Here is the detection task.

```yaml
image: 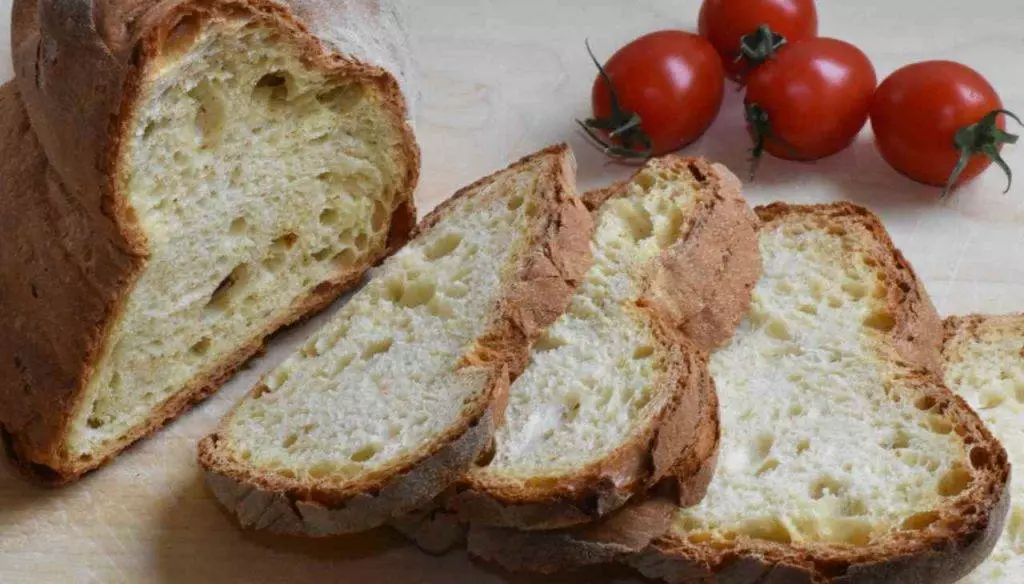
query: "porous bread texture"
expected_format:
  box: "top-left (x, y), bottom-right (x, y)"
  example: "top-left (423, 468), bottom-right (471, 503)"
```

top-left (3, 0), bottom-right (418, 481)
top-left (199, 145), bottom-right (593, 535)
top-left (635, 203), bottom-right (1009, 584)
top-left (68, 19), bottom-right (411, 461)
top-left (944, 315), bottom-right (1024, 583)
top-left (457, 156), bottom-right (759, 531)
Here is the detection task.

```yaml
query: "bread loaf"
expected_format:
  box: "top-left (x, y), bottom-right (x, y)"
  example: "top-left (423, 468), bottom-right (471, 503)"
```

top-left (1, 0), bottom-right (418, 481)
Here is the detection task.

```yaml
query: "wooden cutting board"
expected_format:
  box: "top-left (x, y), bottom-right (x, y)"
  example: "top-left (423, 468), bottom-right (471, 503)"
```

top-left (2, 1), bottom-right (1023, 582)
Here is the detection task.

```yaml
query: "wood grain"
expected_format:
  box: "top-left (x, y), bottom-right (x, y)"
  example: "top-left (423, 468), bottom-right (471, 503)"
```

top-left (2, 0), bottom-right (1023, 582)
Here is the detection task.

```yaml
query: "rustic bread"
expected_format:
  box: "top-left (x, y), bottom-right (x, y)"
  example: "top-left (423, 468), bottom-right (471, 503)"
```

top-left (630, 203), bottom-right (1010, 583)
top-left (943, 314), bottom-right (1024, 583)
top-left (198, 145), bottom-right (593, 536)
top-left (453, 157), bottom-right (760, 532)
top-left (1, 0), bottom-right (418, 482)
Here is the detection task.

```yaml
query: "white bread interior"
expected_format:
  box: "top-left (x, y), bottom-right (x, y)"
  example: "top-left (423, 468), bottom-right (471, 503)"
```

top-left (67, 20), bottom-right (410, 460)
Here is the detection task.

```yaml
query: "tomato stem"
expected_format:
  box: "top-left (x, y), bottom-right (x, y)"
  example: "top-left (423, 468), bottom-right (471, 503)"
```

top-left (735, 25), bottom-right (787, 82)
top-left (578, 40), bottom-right (653, 160)
top-left (744, 102), bottom-right (774, 180)
top-left (945, 109), bottom-right (1022, 198)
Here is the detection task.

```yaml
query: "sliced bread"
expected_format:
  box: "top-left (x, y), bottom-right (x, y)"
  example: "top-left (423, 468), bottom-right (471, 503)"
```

top-left (630, 203), bottom-right (1010, 583)
top-left (197, 145), bottom-right (593, 535)
top-left (453, 157), bottom-right (761, 531)
top-left (943, 314), bottom-right (1024, 583)
top-left (2, 0), bottom-right (418, 481)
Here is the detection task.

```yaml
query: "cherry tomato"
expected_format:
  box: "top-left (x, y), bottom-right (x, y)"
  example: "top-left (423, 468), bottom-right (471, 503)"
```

top-left (583, 31), bottom-right (725, 158)
top-left (870, 61), bottom-right (1019, 195)
top-left (699, 0), bottom-right (818, 81)
top-left (744, 38), bottom-right (876, 167)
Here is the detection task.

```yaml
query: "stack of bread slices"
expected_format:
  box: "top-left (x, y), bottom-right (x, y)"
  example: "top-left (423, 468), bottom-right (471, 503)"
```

top-left (1, 2), bottom-right (1018, 583)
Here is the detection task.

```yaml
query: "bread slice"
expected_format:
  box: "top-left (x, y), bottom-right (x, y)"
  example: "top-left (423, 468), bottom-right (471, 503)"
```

top-left (197, 144), bottom-right (593, 536)
top-left (629, 203), bottom-right (1010, 583)
top-left (466, 389), bottom-right (721, 573)
top-left (943, 314), bottom-right (1024, 583)
top-left (2, 0), bottom-right (418, 481)
top-left (452, 157), bottom-right (760, 531)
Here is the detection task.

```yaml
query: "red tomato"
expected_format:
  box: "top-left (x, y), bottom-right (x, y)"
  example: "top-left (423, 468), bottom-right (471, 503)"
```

top-left (870, 61), bottom-right (1019, 195)
top-left (699, 0), bottom-right (818, 81)
top-left (585, 31), bottom-right (725, 158)
top-left (744, 38), bottom-right (876, 165)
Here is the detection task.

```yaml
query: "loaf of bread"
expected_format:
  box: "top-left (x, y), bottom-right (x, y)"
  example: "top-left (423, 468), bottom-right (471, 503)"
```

top-left (0, 0), bottom-right (418, 481)
top-left (198, 144), bottom-right (593, 535)
top-left (454, 157), bottom-right (760, 531)
top-left (944, 314), bottom-right (1024, 583)
top-left (632, 203), bottom-right (1010, 583)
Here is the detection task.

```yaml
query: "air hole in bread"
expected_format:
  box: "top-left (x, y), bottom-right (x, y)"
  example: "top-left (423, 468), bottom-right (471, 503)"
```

top-left (927, 414), bottom-right (954, 435)
top-left (361, 338), bottom-right (393, 360)
top-left (387, 424), bottom-right (401, 439)
top-left (901, 510), bottom-right (940, 530)
top-left (282, 433), bottom-right (298, 449)
top-left (308, 462), bottom-right (336, 479)
top-left (796, 437), bottom-right (811, 454)
top-left (228, 216), bottom-right (248, 235)
top-left (915, 395), bottom-right (937, 411)
top-left (355, 233), bottom-right (369, 250)
top-left (937, 466), bottom-right (971, 496)
top-left (427, 297), bottom-right (454, 318)
top-left (188, 81), bottom-right (225, 148)
top-left (827, 296), bottom-right (843, 309)
top-left (507, 195), bottom-right (524, 211)
top-left (399, 280), bottom-right (436, 308)
top-left (789, 403), bottom-right (805, 416)
top-left (315, 84), bottom-right (365, 113)
top-left (350, 444), bottom-right (380, 463)
top-left (969, 446), bottom-right (991, 469)
top-left (444, 282), bottom-right (469, 299)
top-left (755, 458), bottom-right (779, 476)
top-left (889, 429), bottom-right (910, 449)
top-left (421, 232), bottom-right (462, 262)
top-left (740, 517), bottom-right (792, 543)
top-left (617, 201), bottom-right (654, 241)
top-left (252, 71), bottom-right (291, 107)
top-left (165, 13), bottom-right (201, 56)
top-left (562, 394), bottom-right (581, 423)
top-left (371, 201), bottom-right (389, 232)
top-left (656, 207), bottom-right (685, 248)
top-left (267, 369), bottom-right (291, 390)
top-left (271, 232), bottom-right (298, 250)
top-left (312, 247), bottom-right (333, 262)
top-left (189, 338), bottom-right (211, 356)
top-left (331, 249), bottom-right (358, 269)
top-left (841, 281), bottom-right (868, 299)
top-left (765, 319), bottom-right (791, 341)
top-left (754, 433), bottom-right (775, 459)
top-left (535, 332), bottom-right (567, 352)
top-left (319, 208), bottom-right (340, 225)
top-left (810, 476), bottom-right (846, 499)
top-left (633, 345), bottom-right (655, 359)
top-left (205, 263), bottom-right (252, 314)
top-left (864, 310), bottom-right (895, 332)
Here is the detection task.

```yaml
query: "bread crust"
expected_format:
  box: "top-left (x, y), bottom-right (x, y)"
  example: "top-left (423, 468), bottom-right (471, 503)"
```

top-left (197, 144), bottom-right (594, 535)
top-left (464, 388), bottom-right (722, 573)
top-left (451, 157), bottom-right (760, 531)
top-left (2, 0), bottom-right (420, 481)
top-left (631, 203), bottom-right (1010, 584)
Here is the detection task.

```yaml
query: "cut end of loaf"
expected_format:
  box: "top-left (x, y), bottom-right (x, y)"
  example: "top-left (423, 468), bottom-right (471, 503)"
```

top-left (643, 203), bottom-right (1009, 583)
top-left (199, 145), bottom-right (591, 534)
top-left (53, 8), bottom-right (417, 473)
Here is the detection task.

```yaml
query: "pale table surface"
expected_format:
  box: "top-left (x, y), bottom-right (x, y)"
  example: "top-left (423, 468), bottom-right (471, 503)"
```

top-left (2, 1), bottom-right (1023, 582)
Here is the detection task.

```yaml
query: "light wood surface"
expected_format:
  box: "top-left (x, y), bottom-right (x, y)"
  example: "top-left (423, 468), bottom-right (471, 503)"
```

top-left (2, 1), bottom-right (1023, 582)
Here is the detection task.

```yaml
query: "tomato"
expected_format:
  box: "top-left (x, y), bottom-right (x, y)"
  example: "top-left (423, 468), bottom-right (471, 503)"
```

top-left (699, 0), bottom-right (818, 81)
top-left (870, 61), bottom-right (1020, 195)
top-left (744, 38), bottom-right (876, 168)
top-left (583, 31), bottom-right (725, 158)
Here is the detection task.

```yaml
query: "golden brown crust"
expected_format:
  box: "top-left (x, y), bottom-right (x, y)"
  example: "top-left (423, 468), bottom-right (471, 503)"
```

top-left (2, 0), bottom-right (419, 481)
top-left (631, 203), bottom-right (1010, 584)
top-left (197, 144), bottom-right (594, 535)
top-left (462, 385), bottom-right (722, 573)
top-left (451, 157), bottom-right (760, 531)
